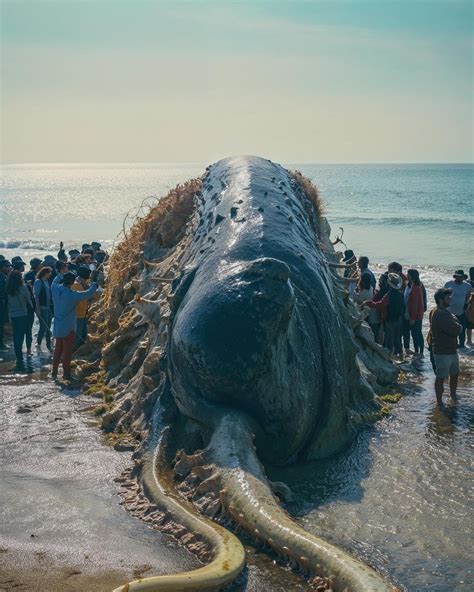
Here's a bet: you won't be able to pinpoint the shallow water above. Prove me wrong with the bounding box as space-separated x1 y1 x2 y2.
269 358 473 591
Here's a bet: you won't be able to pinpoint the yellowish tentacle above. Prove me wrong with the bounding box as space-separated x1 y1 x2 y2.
112 440 245 592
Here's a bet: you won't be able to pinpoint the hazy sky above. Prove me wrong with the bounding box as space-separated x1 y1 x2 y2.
1 0 472 163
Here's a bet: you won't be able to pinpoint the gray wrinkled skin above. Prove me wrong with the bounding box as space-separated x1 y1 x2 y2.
169 156 359 465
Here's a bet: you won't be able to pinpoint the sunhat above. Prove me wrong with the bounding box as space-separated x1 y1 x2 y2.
453 269 467 279
387 272 403 290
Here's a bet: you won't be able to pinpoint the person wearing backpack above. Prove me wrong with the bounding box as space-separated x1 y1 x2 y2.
364 272 405 360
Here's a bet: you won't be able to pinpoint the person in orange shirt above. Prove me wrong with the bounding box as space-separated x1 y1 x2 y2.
72 265 92 350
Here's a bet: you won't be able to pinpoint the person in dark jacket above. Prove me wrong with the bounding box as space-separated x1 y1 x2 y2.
357 256 376 290
12 259 35 357
7 270 33 370
364 273 405 359
24 258 42 284
34 266 53 351
0 259 12 350
429 288 462 407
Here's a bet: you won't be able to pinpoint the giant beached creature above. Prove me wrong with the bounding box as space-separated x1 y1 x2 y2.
90 156 399 591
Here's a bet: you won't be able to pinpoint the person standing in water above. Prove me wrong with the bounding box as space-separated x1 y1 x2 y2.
429 288 462 407
466 267 474 346
444 270 473 350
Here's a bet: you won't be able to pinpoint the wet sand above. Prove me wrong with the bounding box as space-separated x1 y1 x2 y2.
0 354 198 591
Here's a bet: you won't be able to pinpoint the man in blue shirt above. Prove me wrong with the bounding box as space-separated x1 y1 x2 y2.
51 271 98 380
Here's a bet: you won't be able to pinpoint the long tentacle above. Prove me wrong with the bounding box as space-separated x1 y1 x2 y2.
112 430 245 592
205 411 397 592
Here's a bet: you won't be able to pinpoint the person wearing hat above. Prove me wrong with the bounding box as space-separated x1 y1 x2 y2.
72 265 93 350
24 258 42 285
363 272 405 360
51 270 98 380
0 259 12 350
444 270 473 350
429 288 463 406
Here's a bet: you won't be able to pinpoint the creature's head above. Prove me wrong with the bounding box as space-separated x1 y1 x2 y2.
169 256 339 463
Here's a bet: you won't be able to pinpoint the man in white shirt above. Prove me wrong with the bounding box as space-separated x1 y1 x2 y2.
444 270 473 349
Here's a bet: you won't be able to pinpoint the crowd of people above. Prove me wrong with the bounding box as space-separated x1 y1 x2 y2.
0 242 107 378
340 251 474 407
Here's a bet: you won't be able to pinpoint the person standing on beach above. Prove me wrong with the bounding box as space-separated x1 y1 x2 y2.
466 267 474 346
429 288 462 407
24 258 42 285
403 269 425 359
72 265 93 350
444 270 473 350
357 256 376 290
12 259 34 358
354 273 380 341
51 271 98 380
343 249 358 298
6 270 33 370
0 259 12 351
34 267 53 351
364 273 405 359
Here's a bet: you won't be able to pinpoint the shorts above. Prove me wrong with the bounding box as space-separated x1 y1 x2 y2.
433 353 460 379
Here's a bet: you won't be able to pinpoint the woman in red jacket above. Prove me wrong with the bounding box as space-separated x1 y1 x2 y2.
404 268 425 358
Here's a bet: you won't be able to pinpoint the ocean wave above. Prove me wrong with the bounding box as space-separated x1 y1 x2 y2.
332 215 471 228
0 239 112 252
0 239 60 251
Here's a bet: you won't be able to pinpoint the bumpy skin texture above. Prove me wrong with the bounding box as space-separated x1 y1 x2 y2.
169 156 355 464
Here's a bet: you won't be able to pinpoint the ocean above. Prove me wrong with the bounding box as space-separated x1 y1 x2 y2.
1 162 472 272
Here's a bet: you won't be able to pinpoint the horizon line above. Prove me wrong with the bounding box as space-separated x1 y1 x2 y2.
2 161 473 167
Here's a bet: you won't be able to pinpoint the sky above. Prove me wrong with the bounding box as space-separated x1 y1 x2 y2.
1 0 472 163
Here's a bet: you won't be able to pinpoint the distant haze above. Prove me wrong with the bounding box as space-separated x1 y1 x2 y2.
1 0 472 164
